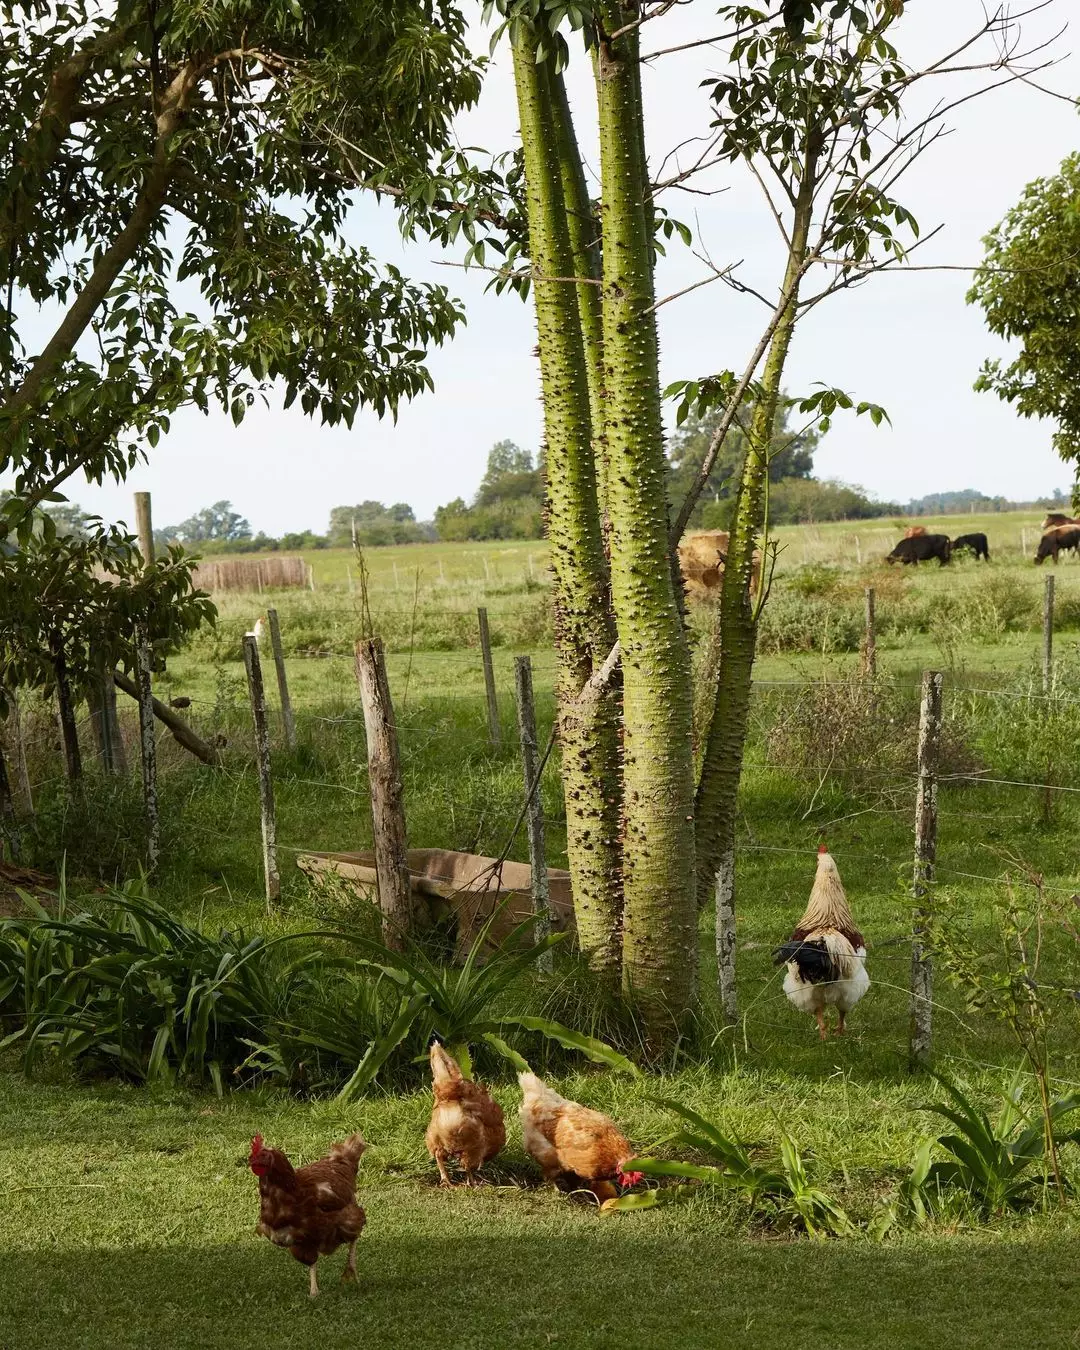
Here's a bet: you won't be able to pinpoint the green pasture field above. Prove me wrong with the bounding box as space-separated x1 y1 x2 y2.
4 512 1080 1349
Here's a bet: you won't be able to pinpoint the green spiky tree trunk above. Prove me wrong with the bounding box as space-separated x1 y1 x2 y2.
594 5 697 1029
549 68 612 532
694 149 818 914
511 34 624 978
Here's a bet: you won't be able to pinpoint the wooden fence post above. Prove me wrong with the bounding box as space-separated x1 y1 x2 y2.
715 846 737 1025
265 609 296 751
477 607 501 746
910 669 942 1068
514 656 553 974
242 634 280 908
355 636 411 948
1043 574 1054 696
863 586 876 679
136 626 160 873
134 491 155 567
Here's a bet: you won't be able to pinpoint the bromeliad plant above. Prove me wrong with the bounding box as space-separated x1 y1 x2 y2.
917 1071 1080 1218
327 909 640 1102
0 883 318 1092
602 1098 852 1238
0 885 638 1097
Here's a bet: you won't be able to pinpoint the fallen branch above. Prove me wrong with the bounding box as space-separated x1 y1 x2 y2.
112 670 220 767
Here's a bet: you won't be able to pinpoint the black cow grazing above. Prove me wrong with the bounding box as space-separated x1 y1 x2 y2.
886 534 952 566
952 532 990 562
1034 525 1080 565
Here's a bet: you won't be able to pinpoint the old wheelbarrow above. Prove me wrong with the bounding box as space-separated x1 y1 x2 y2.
296 847 574 961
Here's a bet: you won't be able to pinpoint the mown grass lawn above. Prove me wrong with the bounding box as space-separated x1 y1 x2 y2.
6 515 1080 1348
3 1070 1080 1350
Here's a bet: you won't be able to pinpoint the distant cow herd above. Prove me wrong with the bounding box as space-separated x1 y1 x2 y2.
676 513 1074 598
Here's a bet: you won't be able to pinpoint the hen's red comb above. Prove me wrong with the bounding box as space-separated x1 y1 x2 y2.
818 843 828 854
250 1134 264 1157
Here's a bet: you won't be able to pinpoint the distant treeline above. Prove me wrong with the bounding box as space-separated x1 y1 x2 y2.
902 488 1070 516
40 472 1069 558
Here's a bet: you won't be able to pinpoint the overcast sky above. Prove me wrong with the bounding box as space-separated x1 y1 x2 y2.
25 2 1080 535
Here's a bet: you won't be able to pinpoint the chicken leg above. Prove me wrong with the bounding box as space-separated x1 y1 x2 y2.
309 1262 320 1299
434 1153 453 1186
836 1009 847 1036
341 1240 358 1284
815 1007 828 1041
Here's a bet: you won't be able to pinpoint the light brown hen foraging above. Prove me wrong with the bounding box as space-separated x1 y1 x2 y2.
518 1071 643 1204
424 1042 506 1186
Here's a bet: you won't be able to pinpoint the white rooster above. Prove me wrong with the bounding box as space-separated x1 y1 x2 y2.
773 845 869 1040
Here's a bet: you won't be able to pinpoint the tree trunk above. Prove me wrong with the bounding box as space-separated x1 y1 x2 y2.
512 36 624 980
550 68 608 523
693 147 817 910
595 4 697 1033
49 629 82 783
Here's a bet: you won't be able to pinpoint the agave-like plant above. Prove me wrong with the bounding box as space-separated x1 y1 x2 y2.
603 1098 853 1237
0 881 317 1092
917 1070 1080 1216
325 907 639 1100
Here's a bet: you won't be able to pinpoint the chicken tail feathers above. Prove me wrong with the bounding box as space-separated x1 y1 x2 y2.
330 1132 367 1167
772 938 835 984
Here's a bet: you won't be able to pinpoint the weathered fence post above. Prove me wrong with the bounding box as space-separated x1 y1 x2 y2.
355 636 411 948
514 656 553 974
854 534 862 566
715 846 738 1025
477 607 501 746
1021 527 1028 559
910 669 942 1068
136 625 160 872
134 491 155 567
242 633 280 908
48 629 82 784
265 609 296 751
863 586 876 679
1042 574 1054 696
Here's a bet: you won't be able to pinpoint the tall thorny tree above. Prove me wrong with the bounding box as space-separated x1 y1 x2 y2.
409 0 1042 1044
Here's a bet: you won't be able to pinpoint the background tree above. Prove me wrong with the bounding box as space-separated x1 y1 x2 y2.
968 152 1080 496
328 503 428 547
160 502 252 546
434 441 545 541
667 401 817 529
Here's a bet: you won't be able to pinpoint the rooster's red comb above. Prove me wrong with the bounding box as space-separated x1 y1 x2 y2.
250 1134 264 1157
818 843 828 854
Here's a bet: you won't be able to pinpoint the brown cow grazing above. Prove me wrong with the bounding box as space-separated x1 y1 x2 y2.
678 530 761 600
903 525 928 539
1042 513 1080 530
951 532 990 562
1035 525 1080 564
886 534 951 566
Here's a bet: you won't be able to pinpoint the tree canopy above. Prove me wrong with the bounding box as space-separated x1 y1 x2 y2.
0 0 482 538
435 440 544 540
968 152 1080 491
160 502 251 546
